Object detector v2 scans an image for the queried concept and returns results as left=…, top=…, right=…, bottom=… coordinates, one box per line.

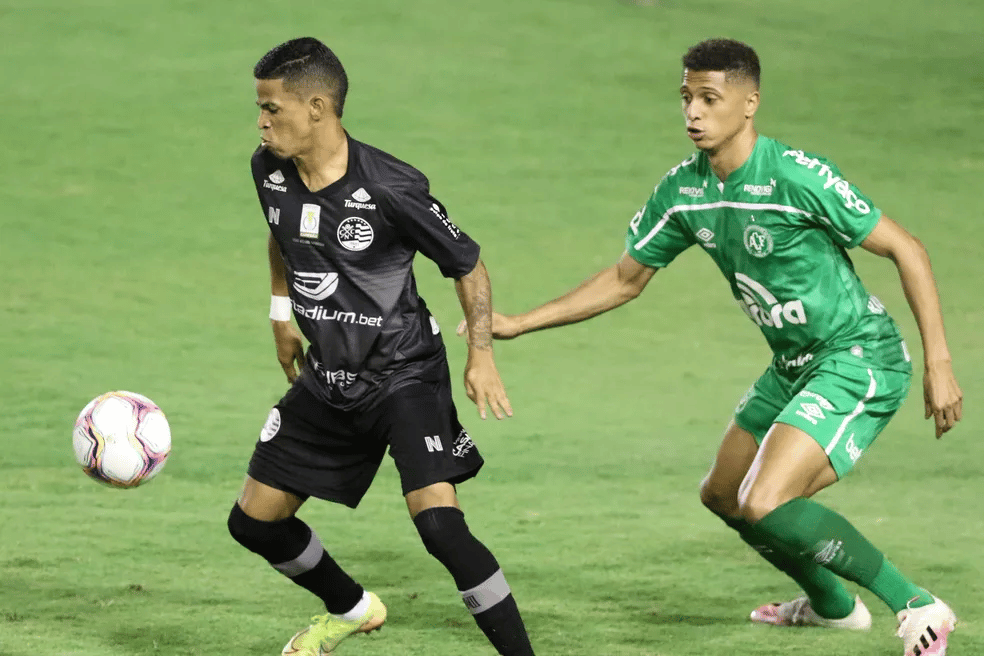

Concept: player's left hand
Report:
left=923, top=359, right=962, bottom=438
left=463, top=353, right=513, bottom=420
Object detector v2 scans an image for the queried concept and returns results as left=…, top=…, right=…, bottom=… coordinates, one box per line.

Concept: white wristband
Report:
left=270, top=295, right=292, bottom=321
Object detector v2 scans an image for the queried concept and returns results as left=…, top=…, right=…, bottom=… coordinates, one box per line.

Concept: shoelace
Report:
left=790, top=598, right=812, bottom=625
left=895, top=612, right=911, bottom=639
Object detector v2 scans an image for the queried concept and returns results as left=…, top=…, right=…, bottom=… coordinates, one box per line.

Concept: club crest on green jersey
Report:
left=743, top=223, right=774, bottom=257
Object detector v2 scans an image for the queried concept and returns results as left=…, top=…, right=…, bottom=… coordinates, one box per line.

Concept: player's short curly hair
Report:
left=254, top=37, right=349, bottom=117
left=682, top=39, right=760, bottom=87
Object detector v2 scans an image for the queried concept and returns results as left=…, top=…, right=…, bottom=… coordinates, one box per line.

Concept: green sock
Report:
left=869, top=559, right=935, bottom=613
left=723, top=516, right=855, bottom=619
left=755, top=498, right=933, bottom=614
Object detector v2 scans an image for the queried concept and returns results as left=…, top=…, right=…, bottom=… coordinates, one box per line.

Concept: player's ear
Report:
left=745, top=89, right=760, bottom=120
left=309, top=94, right=330, bottom=122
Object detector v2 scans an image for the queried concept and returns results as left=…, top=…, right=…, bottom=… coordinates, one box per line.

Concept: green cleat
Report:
left=282, top=592, right=387, bottom=656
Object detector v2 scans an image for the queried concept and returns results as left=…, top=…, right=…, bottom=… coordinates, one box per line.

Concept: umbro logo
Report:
left=345, top=187, right=376, bottom=210
left=263, top=170, right=287, bottom=192
left=695, top=227, right=716, bottom=248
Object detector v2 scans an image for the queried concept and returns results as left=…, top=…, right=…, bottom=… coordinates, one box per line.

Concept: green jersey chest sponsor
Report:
left=627, top=137, right=909, bottom=371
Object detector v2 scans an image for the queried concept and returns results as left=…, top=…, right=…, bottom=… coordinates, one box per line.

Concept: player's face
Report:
left=680, top=69, right=758, bottom=153
left=255, top=78, right=314, bottom=159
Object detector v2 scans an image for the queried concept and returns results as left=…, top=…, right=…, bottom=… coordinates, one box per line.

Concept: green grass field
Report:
left=2, top=1, right=982, bottom=654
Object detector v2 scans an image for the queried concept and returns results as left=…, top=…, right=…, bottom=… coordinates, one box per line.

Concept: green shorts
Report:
left=734, top=357, right=911, bottom=478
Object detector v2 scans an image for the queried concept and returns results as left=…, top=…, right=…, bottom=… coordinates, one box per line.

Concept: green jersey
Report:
left=626, top=136, right=911, bottom=375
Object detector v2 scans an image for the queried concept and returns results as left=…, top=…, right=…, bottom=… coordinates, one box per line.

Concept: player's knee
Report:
left=699, top=474, right=739, bottom=517
left=413, top=506, right=470, bottom=560
left=228, top=502, right=291, bottom=552
left=228, top=503, right=261, bottom=548
left=736, top=487, right=781, bottom=524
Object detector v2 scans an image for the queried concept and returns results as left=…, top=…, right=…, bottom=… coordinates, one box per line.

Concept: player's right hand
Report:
left=923, top=359, right=963, bottom=439
left=272, top=320, right=305, bottom=383
left=456, top=311, right=521, bottom=341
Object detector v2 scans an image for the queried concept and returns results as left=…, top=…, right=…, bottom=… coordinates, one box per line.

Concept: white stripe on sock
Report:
left=272, top=529, right=323, bottom=577
left=459, top=569, right=511, bottom=615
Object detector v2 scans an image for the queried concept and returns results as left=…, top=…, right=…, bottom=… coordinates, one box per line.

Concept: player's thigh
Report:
left=738, top=422, right=835, bottom=522
left=371, top=378, right=484, bottom=506
left=237, top=475, right=305, bottom=521
left=405, top=482, right=461, bottom=519
left=701, top=369, right=790, bottom=513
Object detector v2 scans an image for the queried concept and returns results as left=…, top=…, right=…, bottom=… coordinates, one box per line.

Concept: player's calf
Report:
left=413, top=506, right=535, bottom=656
left=227, top=503, right=365, bottom=615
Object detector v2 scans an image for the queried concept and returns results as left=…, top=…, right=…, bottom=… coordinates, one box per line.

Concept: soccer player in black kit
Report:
left=226, top=38, right=536, bottom=656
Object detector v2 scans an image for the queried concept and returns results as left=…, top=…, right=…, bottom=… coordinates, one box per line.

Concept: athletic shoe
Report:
left=750, top=595, right=872, bottom=630
left=282, top=592, right=387, bottom=656
left=896, top=597, right=956, bottom=656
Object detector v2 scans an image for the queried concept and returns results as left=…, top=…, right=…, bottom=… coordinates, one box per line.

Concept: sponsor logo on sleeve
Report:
left=429, top=203, right=461, bottom=238
left=782, top=149, right=871, bottom=215
left=628, top=206, right=645, bottom=235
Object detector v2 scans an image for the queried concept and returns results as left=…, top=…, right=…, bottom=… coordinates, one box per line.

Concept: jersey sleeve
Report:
left=782, top=151, right=882, bottom=248
left=625, top=182, right=695, bottom=268
left=387, top=180, right=481, bottom=279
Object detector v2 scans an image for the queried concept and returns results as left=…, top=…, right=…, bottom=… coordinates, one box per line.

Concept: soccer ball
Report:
left=73, top=391, right=171, bottom=488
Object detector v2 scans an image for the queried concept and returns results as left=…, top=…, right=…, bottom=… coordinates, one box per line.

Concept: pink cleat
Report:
left=750, top=595, right=871, bottom=630
left=896, top=597, right=956, bottom=656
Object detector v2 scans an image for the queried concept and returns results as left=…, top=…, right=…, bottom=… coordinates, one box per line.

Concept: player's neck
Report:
left=706, top=126, right=758, bottom=182
left=293, top=123, right=349, bottom=193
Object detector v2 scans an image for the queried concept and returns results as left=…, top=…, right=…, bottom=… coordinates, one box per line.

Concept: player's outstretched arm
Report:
left=267, top=234, right=305, bottom=383
left=458, top=251, right=657, bottom=340
left=860, top=215, right=962, bottom=438
left=454, top=258, right=512, bottom=420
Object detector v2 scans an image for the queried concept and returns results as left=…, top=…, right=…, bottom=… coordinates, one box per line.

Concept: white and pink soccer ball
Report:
left=73, top=391, right=171, bottom=488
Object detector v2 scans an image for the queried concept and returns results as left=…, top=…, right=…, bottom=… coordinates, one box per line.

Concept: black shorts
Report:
left=246, top=377, right=484, bottom=508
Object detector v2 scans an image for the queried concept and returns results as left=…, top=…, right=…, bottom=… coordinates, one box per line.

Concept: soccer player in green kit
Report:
left=461, top=39, right=963, bottom=655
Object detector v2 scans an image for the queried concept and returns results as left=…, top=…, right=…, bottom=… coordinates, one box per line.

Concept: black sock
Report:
left=414, top=507, right=534, bottom=656
left=228, top=503, right=363, bottom=614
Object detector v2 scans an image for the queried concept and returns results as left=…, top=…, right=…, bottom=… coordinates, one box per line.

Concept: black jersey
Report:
left=251, top=135, right=480, bottom=411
